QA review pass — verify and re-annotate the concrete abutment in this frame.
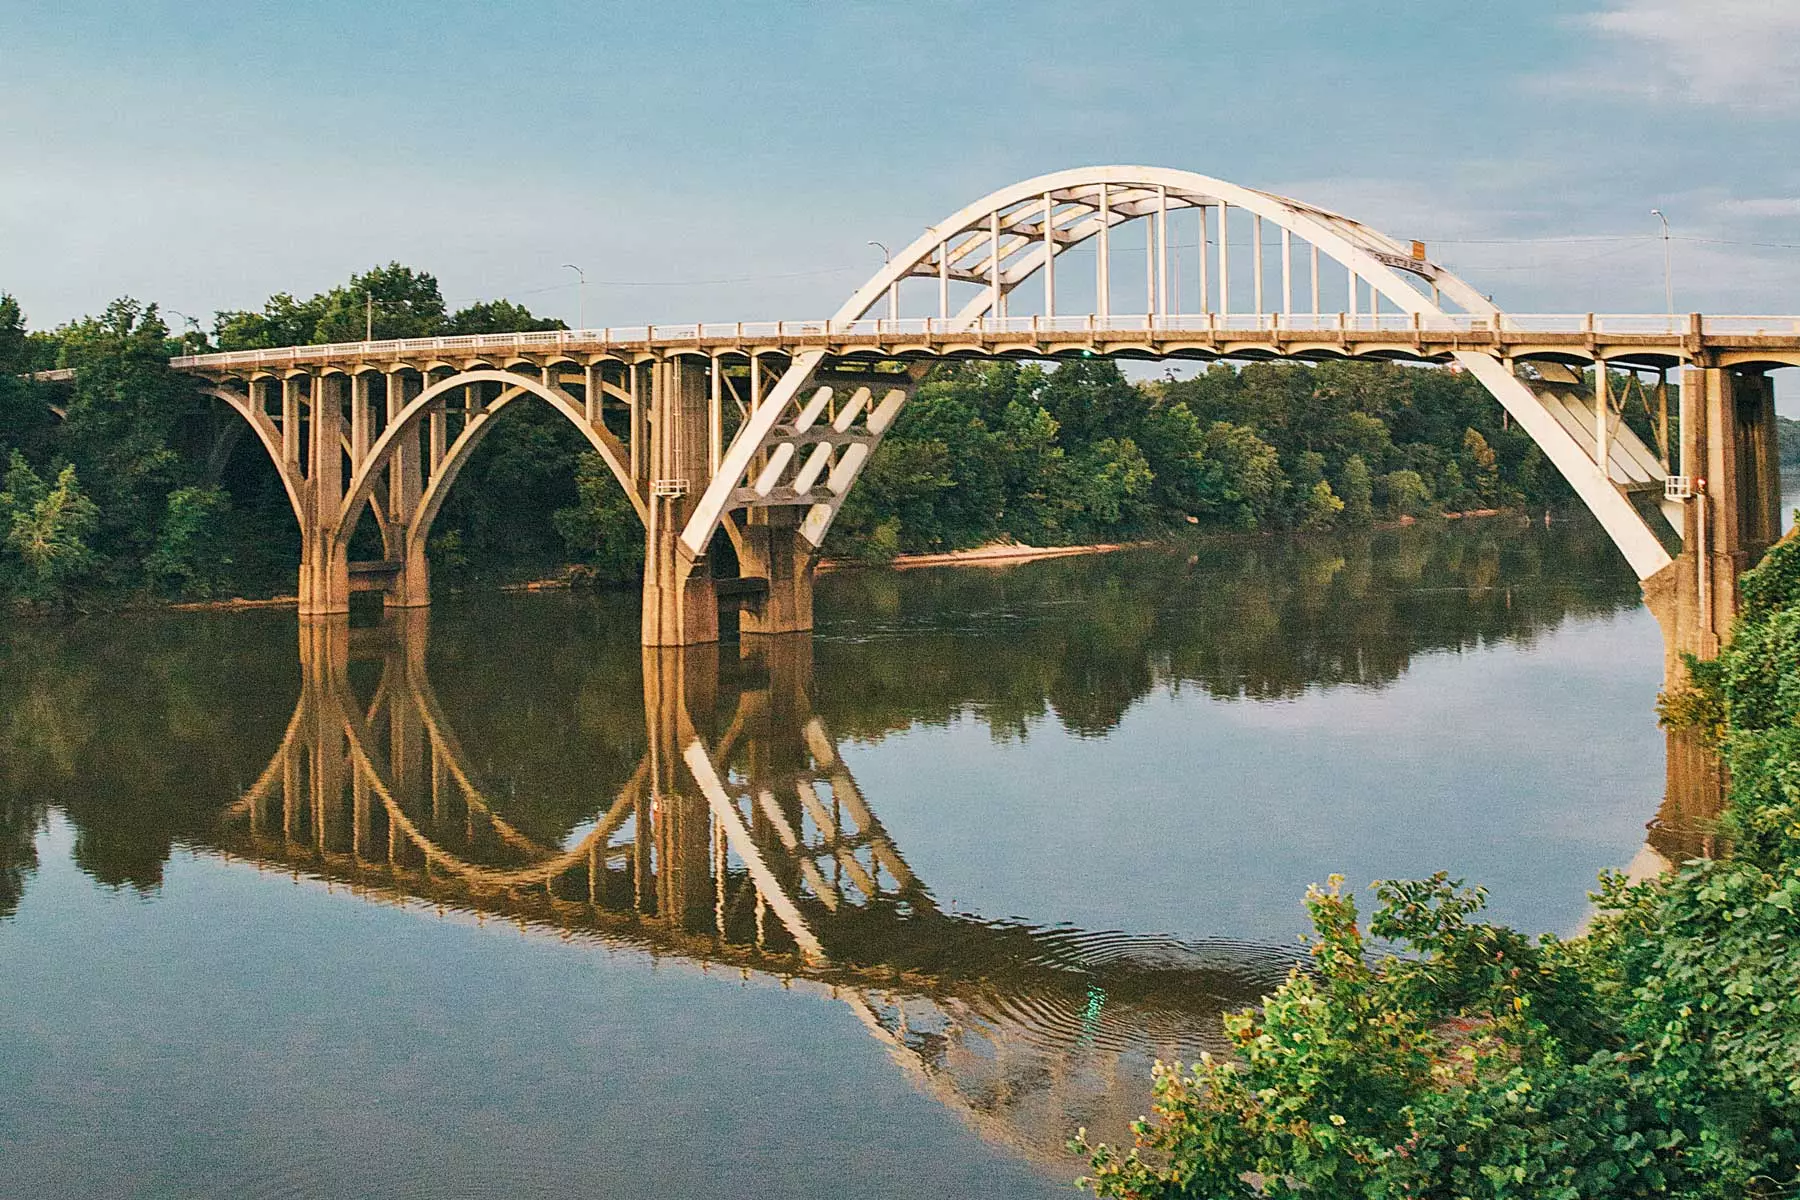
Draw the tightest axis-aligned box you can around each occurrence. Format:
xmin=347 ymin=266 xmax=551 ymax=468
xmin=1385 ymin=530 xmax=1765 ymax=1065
xmin=1642 ymin=364 xmax=1786 ymax=688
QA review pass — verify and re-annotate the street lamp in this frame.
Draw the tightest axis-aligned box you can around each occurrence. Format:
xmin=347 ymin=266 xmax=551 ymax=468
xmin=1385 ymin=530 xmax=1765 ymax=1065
xmin=564 ymin=263 xmax=586 ymax=330
xmin=166 ymin=307 xmax=201 ymax=355
xmin=1650 ymin=209 xmax=1673 ymax=318
xmin=867 ymin=241 xmax=896 ymax=321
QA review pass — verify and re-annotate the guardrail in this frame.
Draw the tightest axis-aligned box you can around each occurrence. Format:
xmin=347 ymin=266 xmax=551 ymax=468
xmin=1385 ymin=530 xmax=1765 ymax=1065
xmin=165 ymin=312 xmax=1800 ymax=371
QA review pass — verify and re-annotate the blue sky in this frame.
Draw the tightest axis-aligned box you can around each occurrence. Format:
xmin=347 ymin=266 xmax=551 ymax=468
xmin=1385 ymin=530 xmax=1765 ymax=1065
xmin=3 ymin=0 xmax=1797 ymax=332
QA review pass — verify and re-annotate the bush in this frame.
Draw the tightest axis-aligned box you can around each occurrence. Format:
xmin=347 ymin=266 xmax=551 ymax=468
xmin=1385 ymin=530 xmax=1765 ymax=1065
xmin=1078 ymin=538 xmax=1800 ymax=1198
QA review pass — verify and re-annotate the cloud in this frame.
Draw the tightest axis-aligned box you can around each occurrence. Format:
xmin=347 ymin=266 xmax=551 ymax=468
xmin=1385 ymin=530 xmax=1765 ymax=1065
xmin=1714 ymin=196 xmax=1800 ymax=219
xmin=1569 ymin=0 xmax=1800 ymax=112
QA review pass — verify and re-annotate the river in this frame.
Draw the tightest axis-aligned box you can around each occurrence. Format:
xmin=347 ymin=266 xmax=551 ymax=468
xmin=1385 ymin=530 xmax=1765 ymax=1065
xmin=0 ymin=505 xmax=1763 ymax=1198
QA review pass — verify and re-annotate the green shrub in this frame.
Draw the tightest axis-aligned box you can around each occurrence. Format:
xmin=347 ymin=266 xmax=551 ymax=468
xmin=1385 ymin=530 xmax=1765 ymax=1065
xmin=1078 ymin=539 xmax=1800 ymax=1198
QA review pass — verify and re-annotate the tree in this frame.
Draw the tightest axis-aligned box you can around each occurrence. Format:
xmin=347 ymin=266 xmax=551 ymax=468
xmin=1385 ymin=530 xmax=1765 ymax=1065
xmin=1461 ymin=427 xmax=1502 ymax=507
xmin=0 ymin=294 xmax=54 ymax=465
xmin=446 ymin=299 xmax=566 ymax=335
xmin=552 ymin=454 xmax=645 ymax=582
xmin=1064 ymin=437 xmax=1154 ymax=532
xmin=1295 ymin=478 xmax=1345 ymax=531
xmin=214 ymin=263 xmax=451 ymax=348
xmin=1 ymin=455 xmax=99 ymax=604
xmin=146 ymin=486 xmax=233 ymax=598
xmin=52 ymin=298 xmax=201 ymax=586
xmin=1195 ymin=421 xmax=1285 ymax=530
xmin=1381 ymin=468 xmax=1433 ymax=518
xmin=1338 ymin=454 xmax=1374 ymax=526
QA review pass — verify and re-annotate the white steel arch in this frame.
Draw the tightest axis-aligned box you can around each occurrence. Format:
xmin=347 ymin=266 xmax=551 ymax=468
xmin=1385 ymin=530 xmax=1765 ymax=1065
xmin=683 ymin=166 xmax=1674 ymax=581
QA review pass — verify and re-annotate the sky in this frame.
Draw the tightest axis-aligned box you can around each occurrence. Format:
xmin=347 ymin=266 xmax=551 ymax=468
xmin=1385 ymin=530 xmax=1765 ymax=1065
xmin=3 ymin=0 xmax=1798 ymax=342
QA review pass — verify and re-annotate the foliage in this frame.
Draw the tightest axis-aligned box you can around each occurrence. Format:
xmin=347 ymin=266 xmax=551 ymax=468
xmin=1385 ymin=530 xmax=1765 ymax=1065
xmin=552 ymin=454 xmax=646 ymax=583
xmin=828 ymin=359 xmax=1566 ymax=557
xmin=145 ymin=486 xmax=234 ymax=598
xmin=0 ymin=269 xmax=1635 ymax=605
xmin=1078 ymin=533 xmax=1800 ymax=1198
xmin=1 ymin=454 xmax=99 ymax=604
xmin=0 ymin=271 xmax=585 ymax=606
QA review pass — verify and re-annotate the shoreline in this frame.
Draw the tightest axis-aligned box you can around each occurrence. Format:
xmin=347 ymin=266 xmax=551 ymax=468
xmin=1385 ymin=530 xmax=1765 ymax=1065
xmin=145 ymin=508 xmax=1528 ymax=612
xmin=816 ymin=540 xmax=1148 ymax=573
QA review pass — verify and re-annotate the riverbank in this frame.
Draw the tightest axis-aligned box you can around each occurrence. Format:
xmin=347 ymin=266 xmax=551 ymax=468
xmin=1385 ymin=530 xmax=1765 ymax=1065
xmin=817 ymin=540 xmax=1149 ymax=573
xmin=105 ymin=507 xmax=1539 ymax=613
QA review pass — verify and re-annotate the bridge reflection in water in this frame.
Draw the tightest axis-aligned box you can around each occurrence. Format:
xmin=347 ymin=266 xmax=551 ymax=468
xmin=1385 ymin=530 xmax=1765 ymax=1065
xmin=221 ymin=613 xmax=1303 ymax=1166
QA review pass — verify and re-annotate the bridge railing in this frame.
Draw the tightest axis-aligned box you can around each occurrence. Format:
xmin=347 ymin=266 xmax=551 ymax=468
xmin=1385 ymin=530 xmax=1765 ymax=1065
xmin=164 ymin=313 xmax=1800 ymax=371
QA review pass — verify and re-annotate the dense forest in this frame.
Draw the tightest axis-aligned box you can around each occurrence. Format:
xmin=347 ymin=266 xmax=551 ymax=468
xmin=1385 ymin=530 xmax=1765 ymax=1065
xmin=1 ymin=265 xmax=1792 ymax=608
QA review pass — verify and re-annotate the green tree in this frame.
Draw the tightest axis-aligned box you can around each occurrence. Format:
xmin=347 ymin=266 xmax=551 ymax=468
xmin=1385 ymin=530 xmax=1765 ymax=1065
xmin=1381 ymin=468 xmax=1433 ymax=518
xmin=1195 ymin=421 xmax=1285 ymax=530
xmin=552 ymin=454 xmax=645 ymax=582
xmin=1339 ymin=454 xmax=1374 ymax=526
xmin=1064 ymin=436 xmax=1154 ymax=532
xmin=446 ymin=299 xmax=567 ymax=335
xmin=1 ymin=455 xmax=99 ymax=603
xmin=0 ymin=294 xmax=54 ymax=465
xmin=146 ymin=486 xmax=234 ymax=598
xmin=1461 ymin=427 xmax=1502 ymax=507
xmin=1295 ymin=478 xmax=1345 ymax=531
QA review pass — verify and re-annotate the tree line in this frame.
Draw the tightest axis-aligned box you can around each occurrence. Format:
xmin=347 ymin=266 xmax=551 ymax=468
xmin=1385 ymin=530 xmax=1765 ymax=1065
xmin=2 ymin=264 xmax=1790 ymax=608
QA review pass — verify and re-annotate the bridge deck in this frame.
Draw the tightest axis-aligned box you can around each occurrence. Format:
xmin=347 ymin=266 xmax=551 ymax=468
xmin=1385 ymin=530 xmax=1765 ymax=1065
xmin=169 ymin=313 xmax=1800 ymax=376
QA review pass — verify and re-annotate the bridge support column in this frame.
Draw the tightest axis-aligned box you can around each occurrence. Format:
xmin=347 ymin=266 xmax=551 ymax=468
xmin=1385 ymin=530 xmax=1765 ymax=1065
xmin=642 ymin=358 xmax=719 ymax=646
xmin=298 ymin=373 xmax=351 ymax=618
xmin=737 ymin=508 xmax=817 ymax=636
xmin=1642 ymin=365 xmax=1785 ymax=685
xmin=384 ymin=370 xmax=431 ymax=610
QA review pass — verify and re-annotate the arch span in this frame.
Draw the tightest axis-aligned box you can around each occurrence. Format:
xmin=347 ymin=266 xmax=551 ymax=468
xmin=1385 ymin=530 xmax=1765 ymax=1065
xmin=682 ymin=165 xmax=1676 ymax=583
xmin=335 ymin=367 xmax=643 ymax=560
xmin=200 ymin=385 xmax=305 ymax=524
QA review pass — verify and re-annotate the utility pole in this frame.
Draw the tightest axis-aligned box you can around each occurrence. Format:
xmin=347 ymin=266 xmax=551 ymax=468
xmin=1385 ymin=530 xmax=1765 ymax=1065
xmin=1650 ymin=209 xmax=1673 ymax=318
xmin=564 ymin=264 xmax=586 ymax=330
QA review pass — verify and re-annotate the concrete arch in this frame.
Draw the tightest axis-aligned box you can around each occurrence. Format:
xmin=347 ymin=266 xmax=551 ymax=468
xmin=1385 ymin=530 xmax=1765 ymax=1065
xmin=335 ymin=368 xmax=643 ymax=560
xmin=200 ymin=385 xmax=304 ymax=523
xmin=683 ymin=166 xmax=1674 ymax=581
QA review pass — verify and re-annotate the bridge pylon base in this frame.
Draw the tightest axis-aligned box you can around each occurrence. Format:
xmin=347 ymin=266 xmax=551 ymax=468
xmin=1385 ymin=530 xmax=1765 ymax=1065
xmin=383 ymin=538 xmax=431 ymax=610
xmin=642 ymin=538 xmax=719 ymax=648
xmin=297 ymin=531 xmax=350 ymax=619
xmin=738 ymin=509 xmax=817 ymax=637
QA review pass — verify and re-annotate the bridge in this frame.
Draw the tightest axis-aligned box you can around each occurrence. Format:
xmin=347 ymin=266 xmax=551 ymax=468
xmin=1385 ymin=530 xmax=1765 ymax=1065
xmin=212 ymin=611 xmax=1303 ymax=1167
xmin=159 ymin=165 xmax=1794 ymax=672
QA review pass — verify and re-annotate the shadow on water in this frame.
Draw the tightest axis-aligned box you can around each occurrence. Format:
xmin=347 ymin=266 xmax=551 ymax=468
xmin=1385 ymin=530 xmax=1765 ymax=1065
xmin=0 ymin=510 xmax=1715 ymax=1172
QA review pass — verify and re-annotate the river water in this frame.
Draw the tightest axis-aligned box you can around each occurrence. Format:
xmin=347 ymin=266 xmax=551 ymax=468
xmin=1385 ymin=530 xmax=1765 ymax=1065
xmin=0 ymin=509 xmax=1732 ymax=1198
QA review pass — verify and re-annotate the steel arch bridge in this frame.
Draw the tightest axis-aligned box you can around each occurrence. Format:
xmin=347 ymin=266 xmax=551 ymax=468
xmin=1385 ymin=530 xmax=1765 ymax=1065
xmin=172 ymin=165 xmax=1796 ymax=668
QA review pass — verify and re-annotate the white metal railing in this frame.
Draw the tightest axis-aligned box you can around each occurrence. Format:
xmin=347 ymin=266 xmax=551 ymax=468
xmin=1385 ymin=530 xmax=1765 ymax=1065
xmin=164 ymin=312 xmax=1800 ymax=370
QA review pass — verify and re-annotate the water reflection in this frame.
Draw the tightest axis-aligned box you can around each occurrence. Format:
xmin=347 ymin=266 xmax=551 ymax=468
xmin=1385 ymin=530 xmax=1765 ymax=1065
xmin=212 ymin=614 xmax=1300 ymax=1165
xmin=0 ymin=513 xmax=1706 ymax=1179
xmin=813 ymin=516 xmax=1645 ymax=738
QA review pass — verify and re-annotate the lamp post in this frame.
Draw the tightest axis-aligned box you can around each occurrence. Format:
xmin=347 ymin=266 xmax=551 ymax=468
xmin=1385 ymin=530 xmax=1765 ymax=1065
xmin=1650 ymin=209 xmax=1673 ymax=319
xmin=867 ymin=240 xmax=896 ymax=321
xmin=166 ymin=308 xmax=201 ymax=356
xmin=364 ymin=290 xmax=375 ymax=341
xmin=564 ymin=263 xmax=586 ymax=331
